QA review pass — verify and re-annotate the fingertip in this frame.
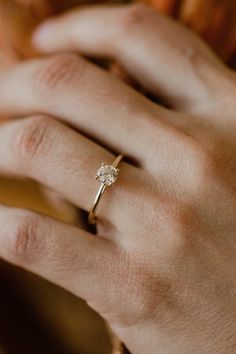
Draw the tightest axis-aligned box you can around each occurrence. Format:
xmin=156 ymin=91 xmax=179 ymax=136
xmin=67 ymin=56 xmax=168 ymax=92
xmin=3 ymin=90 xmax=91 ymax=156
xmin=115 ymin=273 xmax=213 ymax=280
xmin=32 ymin=21 xmax=55 ymax=51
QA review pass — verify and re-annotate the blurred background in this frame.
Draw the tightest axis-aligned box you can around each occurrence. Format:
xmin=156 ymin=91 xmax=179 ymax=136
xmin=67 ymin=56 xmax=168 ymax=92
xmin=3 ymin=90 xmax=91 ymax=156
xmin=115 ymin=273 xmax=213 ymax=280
xmin=1 ymin=0 xmax=236 ymax=353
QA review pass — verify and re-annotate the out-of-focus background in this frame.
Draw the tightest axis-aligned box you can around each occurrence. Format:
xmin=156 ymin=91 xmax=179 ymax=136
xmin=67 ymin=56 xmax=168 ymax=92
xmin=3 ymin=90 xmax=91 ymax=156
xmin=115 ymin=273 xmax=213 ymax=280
xmin=1 ymin=1 xmax=236 ymax=353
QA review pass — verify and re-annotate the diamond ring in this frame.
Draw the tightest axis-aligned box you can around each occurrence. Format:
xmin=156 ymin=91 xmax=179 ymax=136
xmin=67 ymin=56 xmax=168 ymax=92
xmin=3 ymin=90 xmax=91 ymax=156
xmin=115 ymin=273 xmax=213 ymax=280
xmin=88 ymin=154 xmax=123 ymax=224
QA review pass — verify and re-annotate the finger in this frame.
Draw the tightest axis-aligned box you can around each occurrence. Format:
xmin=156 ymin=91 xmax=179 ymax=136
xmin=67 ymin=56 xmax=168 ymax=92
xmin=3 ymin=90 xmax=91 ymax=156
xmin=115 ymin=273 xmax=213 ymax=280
xmin=0 ymin=116 xmax=139 ymax=226
xmin=0 ymin=204 xmax=121 ymax=313
xmin=41 ymin=187 xmax=80 ymax=225
xmin=33 ymin=4 xmax=225 ymax=112
xmin=0 ymin=52 xmax=170 ymax=165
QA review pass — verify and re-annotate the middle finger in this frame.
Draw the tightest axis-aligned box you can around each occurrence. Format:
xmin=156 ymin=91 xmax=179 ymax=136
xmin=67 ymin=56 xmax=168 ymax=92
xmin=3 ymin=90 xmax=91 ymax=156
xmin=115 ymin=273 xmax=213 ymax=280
xmin=0 ymin=53 xmax=173 ymax=168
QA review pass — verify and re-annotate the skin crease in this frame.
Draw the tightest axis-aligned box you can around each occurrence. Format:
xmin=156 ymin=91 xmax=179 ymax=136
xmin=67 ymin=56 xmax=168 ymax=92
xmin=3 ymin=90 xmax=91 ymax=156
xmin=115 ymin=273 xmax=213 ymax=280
xmin=0 ymin=3 xmax=236 ymax=353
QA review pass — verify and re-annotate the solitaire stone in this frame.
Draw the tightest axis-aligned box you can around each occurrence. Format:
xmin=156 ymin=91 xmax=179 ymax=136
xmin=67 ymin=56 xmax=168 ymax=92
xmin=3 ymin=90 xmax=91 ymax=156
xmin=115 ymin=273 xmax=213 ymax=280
xmin=96 ymin=164 xmax=119 ymax=186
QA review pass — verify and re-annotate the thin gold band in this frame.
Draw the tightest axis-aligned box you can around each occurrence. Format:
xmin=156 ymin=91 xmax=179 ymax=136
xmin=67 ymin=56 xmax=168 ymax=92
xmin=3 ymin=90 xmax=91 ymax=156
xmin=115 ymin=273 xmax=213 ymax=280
xmin=88 ymin=154 xmax=123 ymax=225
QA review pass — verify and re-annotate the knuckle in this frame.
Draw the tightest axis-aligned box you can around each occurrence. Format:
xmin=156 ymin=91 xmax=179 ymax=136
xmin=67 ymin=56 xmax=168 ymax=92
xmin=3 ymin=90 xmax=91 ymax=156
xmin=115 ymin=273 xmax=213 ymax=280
xmin=102 ymin=251 xmax=158 ymax=326
xmin=119 ymin=4 xmax=152 ymax=33
xmin=14 ymin=116 xmax=51 ymax=162
xmin=10 ymin=214 xmax=42 ymax=262
xmin=34 ymin=53 xmax=83 ymax=95
xmin=179 ymin=137 xmax=215 ymax=188
xmin=191 ymin=144 xmax=214 ymax=181
xmin=118 ymin=253 xmax=170 ymax=326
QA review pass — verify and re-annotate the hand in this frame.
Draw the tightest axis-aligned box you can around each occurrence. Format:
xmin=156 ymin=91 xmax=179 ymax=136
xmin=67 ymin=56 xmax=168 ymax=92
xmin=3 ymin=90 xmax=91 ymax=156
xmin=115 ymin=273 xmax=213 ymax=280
xmin=0 ymin=4 xmax=236 ymax=353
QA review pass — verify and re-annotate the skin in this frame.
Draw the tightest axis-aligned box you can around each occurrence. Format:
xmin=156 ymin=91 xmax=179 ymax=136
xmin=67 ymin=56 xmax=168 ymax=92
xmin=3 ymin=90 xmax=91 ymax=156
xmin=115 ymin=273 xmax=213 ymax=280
xmin=0 ymin=4 xmax=236 ymax=353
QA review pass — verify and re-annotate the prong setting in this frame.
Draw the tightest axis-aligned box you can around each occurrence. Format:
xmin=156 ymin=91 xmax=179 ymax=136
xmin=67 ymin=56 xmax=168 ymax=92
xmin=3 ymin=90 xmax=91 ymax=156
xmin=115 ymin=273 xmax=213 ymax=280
xmin=96 ymin=164 xmax=120 ymax=186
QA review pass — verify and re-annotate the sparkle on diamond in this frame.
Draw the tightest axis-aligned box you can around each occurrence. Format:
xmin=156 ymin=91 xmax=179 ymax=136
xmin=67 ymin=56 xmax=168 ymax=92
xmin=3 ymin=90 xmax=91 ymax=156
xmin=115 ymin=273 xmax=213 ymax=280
xmin=96 ymin=164 xmax=119 ymax=186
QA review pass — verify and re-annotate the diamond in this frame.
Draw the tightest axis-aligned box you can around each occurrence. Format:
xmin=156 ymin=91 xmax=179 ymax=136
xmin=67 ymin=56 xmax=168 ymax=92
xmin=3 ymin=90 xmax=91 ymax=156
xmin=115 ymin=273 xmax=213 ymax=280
xmin=96 ymin=163 xmax=120 ymax=186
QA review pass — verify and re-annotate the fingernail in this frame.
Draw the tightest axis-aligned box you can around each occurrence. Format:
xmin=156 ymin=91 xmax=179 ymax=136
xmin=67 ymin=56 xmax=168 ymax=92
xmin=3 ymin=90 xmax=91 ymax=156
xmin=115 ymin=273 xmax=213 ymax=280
xmin=32 ymin=21 xmax=54 ymax=50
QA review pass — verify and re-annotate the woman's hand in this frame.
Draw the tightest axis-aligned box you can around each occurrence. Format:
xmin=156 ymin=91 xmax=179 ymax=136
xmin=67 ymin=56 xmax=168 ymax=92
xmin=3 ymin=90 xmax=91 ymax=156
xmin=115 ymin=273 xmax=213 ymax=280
xmin=0 ymin=4 xmax=236 ymax=353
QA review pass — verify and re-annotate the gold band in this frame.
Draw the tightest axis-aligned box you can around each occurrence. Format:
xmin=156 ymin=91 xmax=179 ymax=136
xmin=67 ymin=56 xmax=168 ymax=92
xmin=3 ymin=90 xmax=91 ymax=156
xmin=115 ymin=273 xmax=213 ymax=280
xmin=88 ymin=154 xmax=123 ymax=225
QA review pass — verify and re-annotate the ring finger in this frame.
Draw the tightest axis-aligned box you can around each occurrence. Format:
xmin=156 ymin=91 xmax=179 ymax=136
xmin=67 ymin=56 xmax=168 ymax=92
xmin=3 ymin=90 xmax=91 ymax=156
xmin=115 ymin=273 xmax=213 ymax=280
xmin=0 ymin=115 xmax=140 ymax=229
